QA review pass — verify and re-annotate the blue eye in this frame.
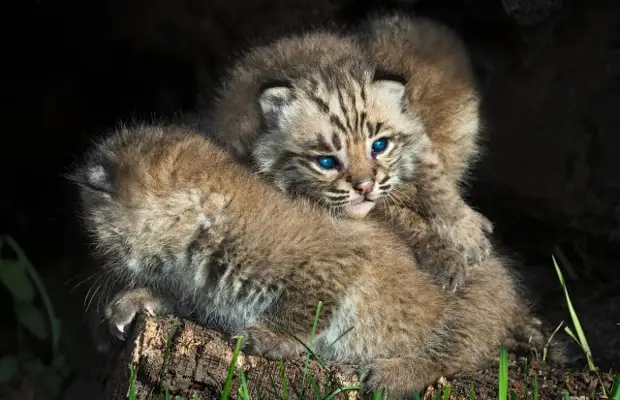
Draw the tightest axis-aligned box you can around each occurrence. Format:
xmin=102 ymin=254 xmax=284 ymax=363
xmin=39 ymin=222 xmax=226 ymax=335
xmin=316 ymin=156 xmax=338 ymax=170
xmin=371 ymin=137 xmax=389 ymax=154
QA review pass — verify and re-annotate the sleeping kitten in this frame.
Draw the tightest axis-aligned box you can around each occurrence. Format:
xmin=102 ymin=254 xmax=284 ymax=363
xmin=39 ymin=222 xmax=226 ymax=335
xmin=204 ymin=22 xmax=490 ymax=291
xmin=71 ymin=124 xmax=554 ymax=398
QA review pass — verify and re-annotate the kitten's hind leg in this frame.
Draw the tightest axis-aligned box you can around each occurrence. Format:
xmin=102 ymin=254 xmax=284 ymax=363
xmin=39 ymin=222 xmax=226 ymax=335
xmin=505 ymin=315 xmax=570 ymax=365
xmin=362 ymin=356 xmax=446 ymax=400
xmin=235 ymin=324 xmax=306 ymax=360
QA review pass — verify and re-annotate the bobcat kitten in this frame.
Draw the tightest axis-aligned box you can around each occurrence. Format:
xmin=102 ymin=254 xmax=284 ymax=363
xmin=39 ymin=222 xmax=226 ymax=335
xmin=205 ymin=20 xmax=490 ymax=291
xmin=358 ymin=13 xmax=482 ymax=184
xmin=71 ymin=125 xmax=550 ymax=397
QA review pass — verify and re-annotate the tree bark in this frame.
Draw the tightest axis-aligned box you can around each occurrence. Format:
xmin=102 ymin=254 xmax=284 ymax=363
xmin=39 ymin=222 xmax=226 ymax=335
xmin=102 ymin=315 xmax=361 ymax=400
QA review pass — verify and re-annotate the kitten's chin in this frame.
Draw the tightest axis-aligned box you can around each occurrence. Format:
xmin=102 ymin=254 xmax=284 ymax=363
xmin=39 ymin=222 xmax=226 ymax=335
xmin=345 ymin=201 xmax=376 ymax=219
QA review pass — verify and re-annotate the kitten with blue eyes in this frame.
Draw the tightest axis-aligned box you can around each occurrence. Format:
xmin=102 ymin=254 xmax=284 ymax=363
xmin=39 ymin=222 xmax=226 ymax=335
xmin=73 ymin=125 xmax=564 ymax=398
xmin=204 ymin=18 xmax=490 ymax=291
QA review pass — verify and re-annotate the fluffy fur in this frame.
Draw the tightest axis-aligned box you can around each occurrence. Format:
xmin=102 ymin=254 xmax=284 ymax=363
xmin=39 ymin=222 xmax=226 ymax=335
xmin=204 ymin=16 xmax=490 ymax=290
xmin=71 ymin=125 xmax=555 ymax=398
xmin=358 ymin=13 xmax=483 ymax=184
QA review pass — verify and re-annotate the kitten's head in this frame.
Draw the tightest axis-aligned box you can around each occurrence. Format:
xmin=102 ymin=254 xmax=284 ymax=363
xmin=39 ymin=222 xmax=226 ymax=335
xmin=69 ymin=125 xmax=226 ymax=276
xmin=253 ymin=67 xmax=427 ymax=218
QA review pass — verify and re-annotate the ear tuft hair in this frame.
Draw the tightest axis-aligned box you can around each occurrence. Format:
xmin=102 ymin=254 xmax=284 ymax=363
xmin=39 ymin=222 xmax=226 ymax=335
xmin=67 ymin=142 xmax=120 ymax=196
xmin=372 ymin=70 xmax=407 ymax=85
xmin=258 ymin=80 xmax=295 ymax=117
xmin=370 ymin=79 xmax=406 ymax=108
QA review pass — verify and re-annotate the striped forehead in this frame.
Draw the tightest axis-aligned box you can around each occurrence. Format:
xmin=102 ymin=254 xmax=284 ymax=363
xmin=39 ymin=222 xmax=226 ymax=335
xmin=303 ymin=77 xmax=375 ymax=143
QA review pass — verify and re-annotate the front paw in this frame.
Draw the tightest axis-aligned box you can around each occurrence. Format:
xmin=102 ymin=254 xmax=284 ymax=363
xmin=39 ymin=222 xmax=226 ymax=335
xmin=416 ymin=243 xmax=468 ymax=292
xmin=432 ymin=248 xmax=468 ymax=292
xmin=104 ymin=288 xmax=173 ymax=341
xmin=234 ymin=325 xmax=302 ymax=361
xmin=450 ymin=209 xmax=493 ymax=267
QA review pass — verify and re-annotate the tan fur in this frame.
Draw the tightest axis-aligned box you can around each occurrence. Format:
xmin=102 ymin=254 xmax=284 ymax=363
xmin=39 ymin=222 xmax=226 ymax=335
xmin=359 ymin=14 xmax=483 ymax=184
xmin=202 ymin=31 xmax=365 ymax=162
xmin=204 ymin=19 xmax=490 ymax=291
xmin=71 ymin=125 xmax=554 ymax=397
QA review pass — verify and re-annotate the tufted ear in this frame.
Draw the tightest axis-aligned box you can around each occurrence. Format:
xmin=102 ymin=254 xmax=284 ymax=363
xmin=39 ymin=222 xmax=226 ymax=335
xmin=370 ymin=78 xmax=406 ymax=109
xmin=68 ymin=152 xmax=118 ymax=196
xmin=258 ymin=81 xmax=295 ymax=117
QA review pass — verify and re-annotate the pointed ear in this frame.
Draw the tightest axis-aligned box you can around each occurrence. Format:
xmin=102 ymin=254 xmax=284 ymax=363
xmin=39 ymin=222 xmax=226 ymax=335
xmin=370 ymin=78 xmax=406 ymax=108
xmin=67 ymin=141 xmax=120 ymax=196
xmin=258 ymin=82 xmax=294 ymax=117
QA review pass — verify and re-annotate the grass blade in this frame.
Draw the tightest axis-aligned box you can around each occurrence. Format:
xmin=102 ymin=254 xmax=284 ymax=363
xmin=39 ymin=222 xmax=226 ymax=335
xmin=542 ymin=321 xmax=564 ymax=363
xmin=443 ymin=383 xmax=451 ymax=400
xmin=498 ymin=347 xmax=509 ymax=400
xmin=279 ymin=360 xmax=289 ymax=400
xmin=371 ymin=390 xmax=384 ymax=400
xmin=128 ymin=365 xmax=137 ymax=400
xmin=523 ymin=358 xmax=529 ymax=396
xmin=533 ymin=375 xmax=539 ymax=400
xmin=220 ymin=336 xmax=244 ymax=400
xmin=611 ymin=376 xmax=620 ymax=400
xmin=301 ymin=301 xmax=323 ymax=397
xmin=238 ymin=369 xmax=250 ymax=400
xmin=309 ymin=375 xmax=323 ymax=400
xmin=323 ymin=386 xmax=362 ymax=400
xmin=552 ymin=255 xmax=595 ymax=371
xmin=469 ymin=381 xmax=476 ymax=400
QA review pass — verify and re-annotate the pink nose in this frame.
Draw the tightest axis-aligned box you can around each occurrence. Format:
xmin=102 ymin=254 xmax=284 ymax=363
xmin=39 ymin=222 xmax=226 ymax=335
xmin=354 ymin=179 xmax=374 ymax=195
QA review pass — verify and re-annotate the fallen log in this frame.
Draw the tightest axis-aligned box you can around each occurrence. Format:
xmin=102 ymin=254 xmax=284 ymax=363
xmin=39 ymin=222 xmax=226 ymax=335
xmin=100 ymin=314 xmax=617 ymax=399
xmin=102 ymin=315 xmax=361 ymax=400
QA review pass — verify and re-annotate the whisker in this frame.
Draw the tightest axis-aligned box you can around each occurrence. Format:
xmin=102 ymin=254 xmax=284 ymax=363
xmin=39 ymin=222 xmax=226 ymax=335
xmin=391 ymin=191 xmax=407 ymax=209
xmin=69 ymin=272 xmax=101 ymax=292
xmin=84 ymin=282 xmax=102 ymax=313
xmin=391 ymin=187 xmax=414 ymax=204
xmin=381 ymin=196 xmax=394 ymax=223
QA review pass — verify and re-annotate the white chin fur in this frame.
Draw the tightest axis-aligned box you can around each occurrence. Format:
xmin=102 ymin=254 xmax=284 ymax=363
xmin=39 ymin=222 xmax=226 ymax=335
xmin=345 ymin=201 xmax=376 ymax=219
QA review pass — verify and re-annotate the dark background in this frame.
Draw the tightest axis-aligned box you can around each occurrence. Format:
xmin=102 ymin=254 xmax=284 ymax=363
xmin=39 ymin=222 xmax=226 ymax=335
xmin=1 ymin=0 xmax=619 ymax=398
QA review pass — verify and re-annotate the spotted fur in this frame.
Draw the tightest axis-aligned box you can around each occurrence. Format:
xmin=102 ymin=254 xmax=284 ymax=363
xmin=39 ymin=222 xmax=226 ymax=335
xmin=206 ymin=19 xmax=492 ymax=291
xmin=71 ymin=125 xmax=563 ymax=397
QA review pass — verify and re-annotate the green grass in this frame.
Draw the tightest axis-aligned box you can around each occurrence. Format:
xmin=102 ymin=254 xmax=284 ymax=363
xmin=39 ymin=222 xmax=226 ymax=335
xmin=552 ymin=255 xmax=615 ymax=398
xmin=123 ymin=253 xmax=620 ymax=400
xmin=1 ymin=235 xmax=617 ymax=400
xmin=221 ymin=336 xmax=244 ymax=400
xmin=124 ymin=255 xmax=620 ymax=399
xmin=498 ymin=347 xmax=508 ymax=400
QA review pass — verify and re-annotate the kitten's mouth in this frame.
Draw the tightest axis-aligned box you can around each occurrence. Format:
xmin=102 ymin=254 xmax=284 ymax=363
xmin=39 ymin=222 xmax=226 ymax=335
xmin=345 ymin=199 xmax=375 ymax=219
